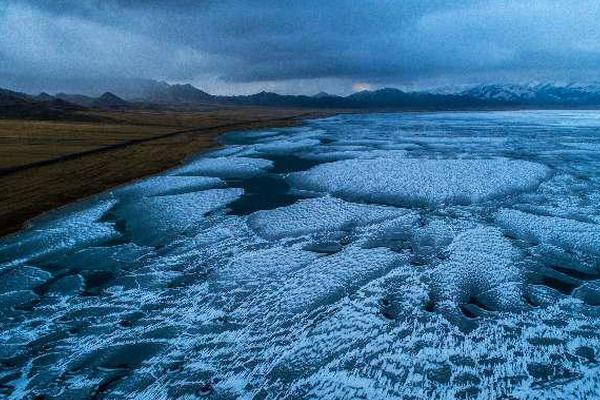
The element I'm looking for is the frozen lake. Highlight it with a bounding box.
[1,111,600,399]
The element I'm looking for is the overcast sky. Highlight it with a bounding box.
[2,0,600,95]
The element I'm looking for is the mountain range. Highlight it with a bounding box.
[0,88,90,120]
[461,82,600,106]
[2,82,600,120]
[55,91,130,108]
[118,80,600,108]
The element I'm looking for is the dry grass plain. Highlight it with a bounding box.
[0,107,333,237]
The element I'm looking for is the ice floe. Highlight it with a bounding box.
[290,157,550,207]
[431,226,525,328]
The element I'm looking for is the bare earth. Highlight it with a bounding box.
[0,107,334,237]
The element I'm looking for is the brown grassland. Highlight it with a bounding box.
[0,107,334,237]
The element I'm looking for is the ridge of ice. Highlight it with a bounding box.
[247,197,407,239]
[0,199,119,266]
[171,156,273,178]
[496,209,600,257]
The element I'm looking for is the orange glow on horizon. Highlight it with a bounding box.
[352,82,372,92]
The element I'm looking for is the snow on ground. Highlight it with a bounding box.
[1,111,599,399]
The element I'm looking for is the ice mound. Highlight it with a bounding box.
[298,144,409,162]
[113,188,243,245]
[247,197,406,239]
[431,226,525,323]
[171,156,273,178]
[113,175,223,198]
[497,209,600,256]
[496,209,600,274]
[202,144,253,157]
[358,213,422,251]
[290,157,550,207]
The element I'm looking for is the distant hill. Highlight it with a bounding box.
[55,93,96,107]
[343,87,493,109]
[0,88,32,105]
[35,92,55,102]
[0,88,90,120]
[54,92,129,109]
[92,92,129,108]
[313,91,337,98]
[5,81,600,116]
[131,82,214,104]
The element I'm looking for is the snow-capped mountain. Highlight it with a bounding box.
[460,82,600,106]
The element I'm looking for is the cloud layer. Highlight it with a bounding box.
[2,0,600,94]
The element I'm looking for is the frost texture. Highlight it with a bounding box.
[1,111,599,399]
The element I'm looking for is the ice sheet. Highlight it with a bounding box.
[1,111,599,399]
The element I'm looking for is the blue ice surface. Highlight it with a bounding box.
[1,110,600,399]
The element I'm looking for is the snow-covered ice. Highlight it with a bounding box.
[1,110,599,399]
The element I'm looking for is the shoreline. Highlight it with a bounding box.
[0,109,337,238]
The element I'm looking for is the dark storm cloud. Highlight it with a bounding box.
[2,0,600,94]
